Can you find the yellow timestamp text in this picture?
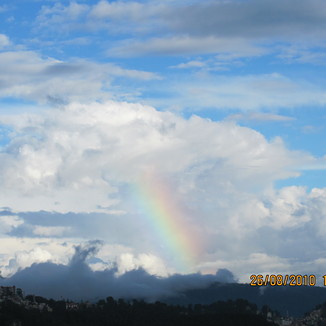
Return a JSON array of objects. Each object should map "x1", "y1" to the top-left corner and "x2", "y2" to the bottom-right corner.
[{"x1": 250, "y1": 274, "x2": 317, "y2": 286}]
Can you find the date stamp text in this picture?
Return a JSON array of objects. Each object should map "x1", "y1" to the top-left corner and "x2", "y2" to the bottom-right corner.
[{"x1": 250, "y1": 274, "x2": 318, "y2": 286}]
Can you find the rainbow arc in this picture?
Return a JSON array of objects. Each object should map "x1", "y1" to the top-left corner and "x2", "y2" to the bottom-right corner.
[{"x1": 130, "y1": 170, "x2": 201, "y2": 272}]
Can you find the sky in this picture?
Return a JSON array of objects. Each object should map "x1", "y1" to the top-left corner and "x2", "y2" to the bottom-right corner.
[{"x1": 1, "y1": 0, "x2": 326, "y2": 291}]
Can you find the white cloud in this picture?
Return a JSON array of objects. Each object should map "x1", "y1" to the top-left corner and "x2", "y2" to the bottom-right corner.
[
  {"x1": 0, "y1": 100, "x2": 325, "y2": 277},
  {"x1": 267, "y1": 186, "x2": 311, "y2": 229},
  {"x1": 33, "y1": 226, "x2": 72, "y2": 237},
  {"x1": 0, "y1": 100, "x2": 321, "y2": 276},
  {"x1": 108, "y1": 36, "x2": 265, "y2": 57},
  {"x1": 37, "y1": 2, "x2": 89, "y2": 26},
  {"x1": 0, "y1": 51, "x2": 159, "y2": 104},
  {"x1": 149, "y1": 73, "x2": 326, "y2": 111},
  {"x1": 37, "y1": 0, "x2": 164, "y2": 35},
  {"x1": 0, "y1": 34, "x2": 10, "y2": 48},
  {"x1": 117, "y1": 253, "x2": 169, "y2": 276},
  {"x1": 14, "y1": 247, "x2": 52, "y2": 267},
  {"x1": 1, "y1": 247, "x2": 53, "y2": 276},
  {"x1": 199, "y1": 184, "x2": 326, "y2": 278},
  {"x1": 0, "y1": 215, "x2": 24, "y2": 233},
  {"x1": 0, "y1": 101, "x2": 311, "y2": 213},
  {"x1": 89, "y1": 1, "x2": 160, "y2": 21},
  {"x1": 170, "y1": 60, "x2": 206, "y2": 69},
  {"x1": 226, "y1": 112, "x2": 295, "y2": 122},
  {"x1": 0, "y1": 238, "x2": 111, "y2": 277},
  {"x1": 221, "y1": 186, "x2": 312, "y2": 233},
  {"x1": 0, "y1": 0, "x2": 324, "y2": 281}
]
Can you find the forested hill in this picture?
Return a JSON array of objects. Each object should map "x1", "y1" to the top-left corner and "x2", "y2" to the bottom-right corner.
[
  {"x1": 0, "y1": 297, "x2": 276, "y2": 326},
  {"x1": 163, "y1": 282, "x2": 326, "y2": 317}
]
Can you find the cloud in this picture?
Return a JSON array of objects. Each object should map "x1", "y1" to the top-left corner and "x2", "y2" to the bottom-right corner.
[
  {"x1": 0, "y1": 5, "x2": 8, "y2": 13},
  {"x1": 2, "y1": 187, "x2": 326, "y2": 283},
  {"x1": 22, "y1": 1, "x2": 326, "y2": 113},
  {"x1": 116, "y1": 253, "x2": 170, "y2": 276},
  {"x1": 0, "y1": 214, "x2": 23, "y2": 233},
  {"x1": 0, "y1": 34, "x2": 10, "y2": 48},
  {"x1": 1, "y1": 100, "x2": 325, "y2": 278},
  {"x1": 38, "y1": 0, "x2": 326, "y2": 40},
  {"x1": 165, "y1": 0, "x2": 326, "y2": 40},
  {"x1": 3, "y1": 247, "x2": 53, "y2": 276},
  {"x1": 148, "y1": 73, "x2": 326, "y2": 111},
  {"x1": 0, "y1": 0, "x2": 325, "y2": 285},
  {"x1": 36, "y1": 2, "x2": 89, "y2": 27},
  {"x1": 108, "y1": 36, "x2": 266, "y2": 57},
  {"x1": 34, "y1": 0, "x2": 326, "y2": 58},
  {"x1": 89, "y1": 0, "x2": 162, "y2": 23},
  {"x1": 0, "y1": 51, "x2": 159, "y2": 104},
  {"x1": 0, "y1": 101, "x2": 311, "y2": 213},
  {"x1": 215, "y1": 268, "x2": 237, "y2": 283},
  {"x1": 277, "y1": 45, "x2": 326, "y2": 65},
  {"x1": 33, "y1": 226, "x2": 72, "y2": 237},
  {"x1": 0, "y1": 241, "x2": 236, "y2": 301},
  {"x1": 70, "y1": 240, "x2": 103, "y2": 267},
  {"x1": 227, "y1": 112, "x2": 295, "y2": 122},
  {"x1": 170, "y1": 60, "x2": 206, "y2": 69},
  {"x1": 36, "y1": 0, "x2": 164, "y2": 35},
  {"x1": 4, "y1": 27, "x2": 316, "y2": 113}
]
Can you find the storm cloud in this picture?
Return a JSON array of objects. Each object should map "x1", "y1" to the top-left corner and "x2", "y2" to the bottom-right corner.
[{"x1": 0, "y1": 241, "x2": 236, "y2": 301}]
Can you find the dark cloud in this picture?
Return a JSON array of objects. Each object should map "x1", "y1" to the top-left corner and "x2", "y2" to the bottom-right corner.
[
  {"x1": 0, "y1": 210, "x2": 15, "y2": 216},
  {"x1": 162, "y1": 0, "x2": 326, "y2": 40},
  {"x1": 37, "y1": 1, "x2": 326, "y2": 44},
  {"x1": 6, "y1": 211, "x2": 142, "y2": 247},
  {"x1": 44, "y1": 63, "x2": 86, "y2": 76},
  {"x1": 107, "y1": 0, "x2": 326, "y2": 57},
  {"x1": 69, "y1": 240, "x2": 103, "y2": 267},
  {"x1": 215, "y1": 268, "x2": 238, "y2": 283},
  {"x1": 0, "y1": 241, "x2": 236, "y2": 301}
]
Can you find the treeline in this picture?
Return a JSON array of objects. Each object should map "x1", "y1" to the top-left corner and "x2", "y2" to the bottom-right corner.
[{"x1": 0, "y1": 296, "x2": 277, "y2": 326}]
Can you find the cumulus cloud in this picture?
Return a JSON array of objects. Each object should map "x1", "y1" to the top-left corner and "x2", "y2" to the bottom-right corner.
[
  {"x1": 116, "y1": 253, "x2": 170, "y2": 276},
  {"x1": 2, "y1": 247, "x2": 53, "y2": 277},
  {"x1": 1, "y1": 100, "x2": 325, "y2": 278},
  {"x1": 70, "y1": 240, "x2": 103, "y2": 266},
  {"x1": 0, "y1": 101, "x2": 310, "y2": 213},
  {"x1": 0, "y1": 241, "x2": 237, "y2": 301}
]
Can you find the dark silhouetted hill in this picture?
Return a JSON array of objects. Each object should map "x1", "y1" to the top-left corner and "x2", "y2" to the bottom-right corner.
[{"x1": 163, "y1": 282, "x2": 326, "y2": 317}]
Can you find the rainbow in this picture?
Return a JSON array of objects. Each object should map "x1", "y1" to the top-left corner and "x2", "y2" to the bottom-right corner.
[{"x1": 130, "y1": 169, "x2": 201, "y2": 273}]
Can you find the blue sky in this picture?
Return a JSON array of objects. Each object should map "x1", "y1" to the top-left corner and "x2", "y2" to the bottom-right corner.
[{"x1": 0, "y1": 0, "x2": 326, "y2": 285}]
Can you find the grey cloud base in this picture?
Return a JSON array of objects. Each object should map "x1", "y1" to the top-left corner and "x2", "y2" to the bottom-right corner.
[{"x1": 0, "y1": 241, "x2": 236, "y2": 301}]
